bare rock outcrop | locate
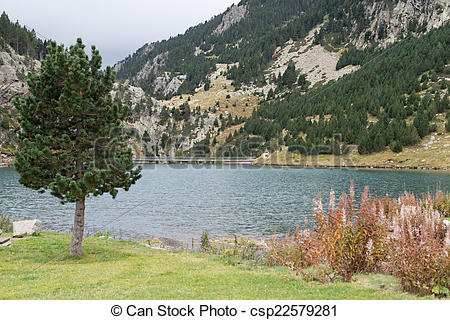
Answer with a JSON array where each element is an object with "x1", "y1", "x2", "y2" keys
[
  {"x1": 213, "y1": 5, "x2": 248, "y2": 35},
  {"x1": 113, "y1": 42, "x2": 155, "y2": 73},
  {"x1": 135, "y1": 51, "x2": 168, "y2": 81},
  {"x1": 153, "y1": 72, "x2": 187, "y2": 96},
  {"x1": 113, "y1": 82, "x2": 220, "y2": 158},
  {"x1": 0, "y1": 45, "x2": 40, "y2": 160},
  {"x1": 353, "y1": 0, "x2": 449, "y2": 48}
]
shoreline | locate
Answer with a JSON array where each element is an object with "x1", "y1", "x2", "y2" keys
[
  {"x1": 2, "y1": 152, "x2": 449, "y2": 171},
  {"x1": 137, "y1": 160, "x2": 450, "y2": 172},
  {"x1": 252, "y1": 162, "x2": 450, "y2": 172},
  {"x1": 1, "y1": 161, "x2": 449, "y2": 172},
  {"x1": 0, "y1": 154, "x2": 14, "y2": 168}
]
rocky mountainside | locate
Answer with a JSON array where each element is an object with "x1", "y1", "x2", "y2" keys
[
  {"x1": 352, "y1": 0, "x2": 449, "y2": 48},
  {"x1": 112, "y1": 82, "x2": 224, "y2": 158},
  {"x1": 0, "y1": 1, "x2": 449, "y2": 167},
  {"x1": 114, "y1": 0, "x2": 449, "y2": 98},
  {"x1": 261, "y1": 0, "x2": 448, "y2": 92},
  {"x1": 0, "y1": 44, "x2": 40, "y2": 165},
  {"x1": 0, "y1": 17, "x2": 225, "y2": 164},
  {"x1": 109, "y1": 0, "x2": 449, "y2": 164},
  {"x1": 212, "y1": 4, "x2": 248, "y2": 35}
]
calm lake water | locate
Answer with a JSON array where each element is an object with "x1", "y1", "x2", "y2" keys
[{"x1": 1, "y1": 165, "x2": 449, "y2": 244}]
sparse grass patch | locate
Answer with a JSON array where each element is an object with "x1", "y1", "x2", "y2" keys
[{"x1": 161, "y1": 64, "x2": 259, "y2": 119}]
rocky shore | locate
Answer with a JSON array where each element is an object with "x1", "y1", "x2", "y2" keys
[
  {"x1": 1, "y1": 155, "x2": 449, "y2": 171},
  {"x1": 0, "y1": 155, "x2": 13, "y2": 168},
  {"x1": 255, "y1": 162, "x2": 450, "y2": 172}
]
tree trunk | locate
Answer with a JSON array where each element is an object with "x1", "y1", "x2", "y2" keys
[{"x1": 70, "y1": 198, "x2": 85, "y2": 256}]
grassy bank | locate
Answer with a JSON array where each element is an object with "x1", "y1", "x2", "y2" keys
[
  {"x1": 255, "y1": 144, "x2": 450, "y2": 171},
  {"x1": 0, "y1": 232, "x2": 432, "y2": 300},
  {"x1": 255, "y1": 117, "x2": 450, "y2": 170}
]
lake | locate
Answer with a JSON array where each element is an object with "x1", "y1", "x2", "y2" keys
[{"x1": 1, "y1": 165, "x2": 449, "y2": 244}]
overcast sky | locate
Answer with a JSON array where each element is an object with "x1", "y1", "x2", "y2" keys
[{"x1": 2, "y1": 0, "x2": 240, "y2": 66}]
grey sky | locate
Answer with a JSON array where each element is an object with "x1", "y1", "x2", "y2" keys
[{"x1": 2, "y1": 0, "x2": 240, "y2": 66}]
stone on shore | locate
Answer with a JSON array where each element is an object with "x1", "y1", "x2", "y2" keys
[{"x1": 13, "y1": 219, "x2": 42, "y2": 238}]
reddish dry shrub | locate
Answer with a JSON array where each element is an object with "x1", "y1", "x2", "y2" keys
[
  {"x1": 389, "y1": 200, "x2": 450, "y2": 296},
  {"x1": 265, "y1": 183, "x2": 450, "y2": 296},
  {"x1": 356, "y1": 188, "x2": 391, "y2": 272},
  {"x1": 314, "y1": 183, "x2": 390, "y2": 281},
  {"x1": 267, "y1": 222, "x2": 321, "y2": 272}
]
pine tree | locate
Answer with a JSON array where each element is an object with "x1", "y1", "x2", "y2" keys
[
  {"x1": 392, "y1": 141, "x2": 403, "y2": 153},
  {"x1": 282, "y1": 64, "x2": 297, "y2": 88},
  {"x1": 161, "y1": 133, "x2": 169, "y2": 148},
  {"x1": 204, "y1": 78, "x2": 211, "y2": 91},
  {"x1": 267, "y1": 88, "x2": 275, "y2": 100},
  {"x1": 413, "y1": 107, "x2": 429, "y2": 138},
  {"x1": 143, "y1": 130, "x2": 151, "y2": 142},
  {"x1": 180, "y1": 102, "x2": 191, "y2": 121},
  {"x1": 297, "y1": 74, "x2": 307, "y2": 88},
  {"x1": 14, "y1": 39, "x2": 141, "y2": 256}
]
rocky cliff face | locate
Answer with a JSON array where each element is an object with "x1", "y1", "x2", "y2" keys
[
  {"x1": 112, "y1": 82, "x2": 221, "y2": 158},
  {"x1": 352, "y1": 0, "x2": 449, "y2": 48},
  {"x1": 135, "y1": 51, "x2": 167, "y2": 82},
  {"x1": 213, "y1": 4, "x2": 248, "y2": 35},
  {"x1": 113, "y1": 43, "x2": 155, "y2": 74},
  {"x1": 0, "y1": 45, "x2": 40, "y2": 165},
  {"x1": 153, "y1": 72, "x2": 186, "y2": 97}
]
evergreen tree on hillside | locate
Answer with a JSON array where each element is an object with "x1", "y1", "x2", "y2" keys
[
  {"x1": 392, "y1": 141, "x2": 403, "y2": 153},
  {"x1": 413, "y1": 107, "x2": 430, "y2": 139},
  {"x1": 0, "y1": 11, "x2": 47, "y2": 58},
  {"x1": 180, "y1": 102, "x2": 191, "y2": 121},
  {"x1": 204, "y1": 78, "x2": 211, "y2": 91},
  {"x1": 282, "y1": 63, "x2": 297, "y2": 88},
  {"x1": 235, "y1": 25, "x2": 449, "y2": 156},
  {"x1": 14, "y1": 39, "x2": 141, "y2": 256},
  {"x1": 267, "y1": 88, "x2": 275, "y2": 100},
  {"x1": 297, "y1": 74, "x2": 307, "y2": 86}
]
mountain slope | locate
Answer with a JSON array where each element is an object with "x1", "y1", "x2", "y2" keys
[
  {"x1": 0, "y1": 45, "x2": 40, "y2": 166},
  {"x1": 114, "y1": 0, "x2": 324, "y2": 96},
  {"x1": 1, "y1": 2, "x2": 449, "y2": 168},
  {"x1": 239, "y1": 24, "x2": 449, "y2": 157},
  {"x1": 112, "y1": 0, "x2": 449, "y2": 167},
  {"x1": 114, "y1": 0, "x2": 449, "y2": 97},
  {"x1": 0, "y1": 12, "x2": 46, "y2": 166}
]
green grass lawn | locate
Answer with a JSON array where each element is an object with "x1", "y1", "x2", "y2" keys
[{"x1": 0, "y1": 232, "x2": 432, "y2": 300}]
